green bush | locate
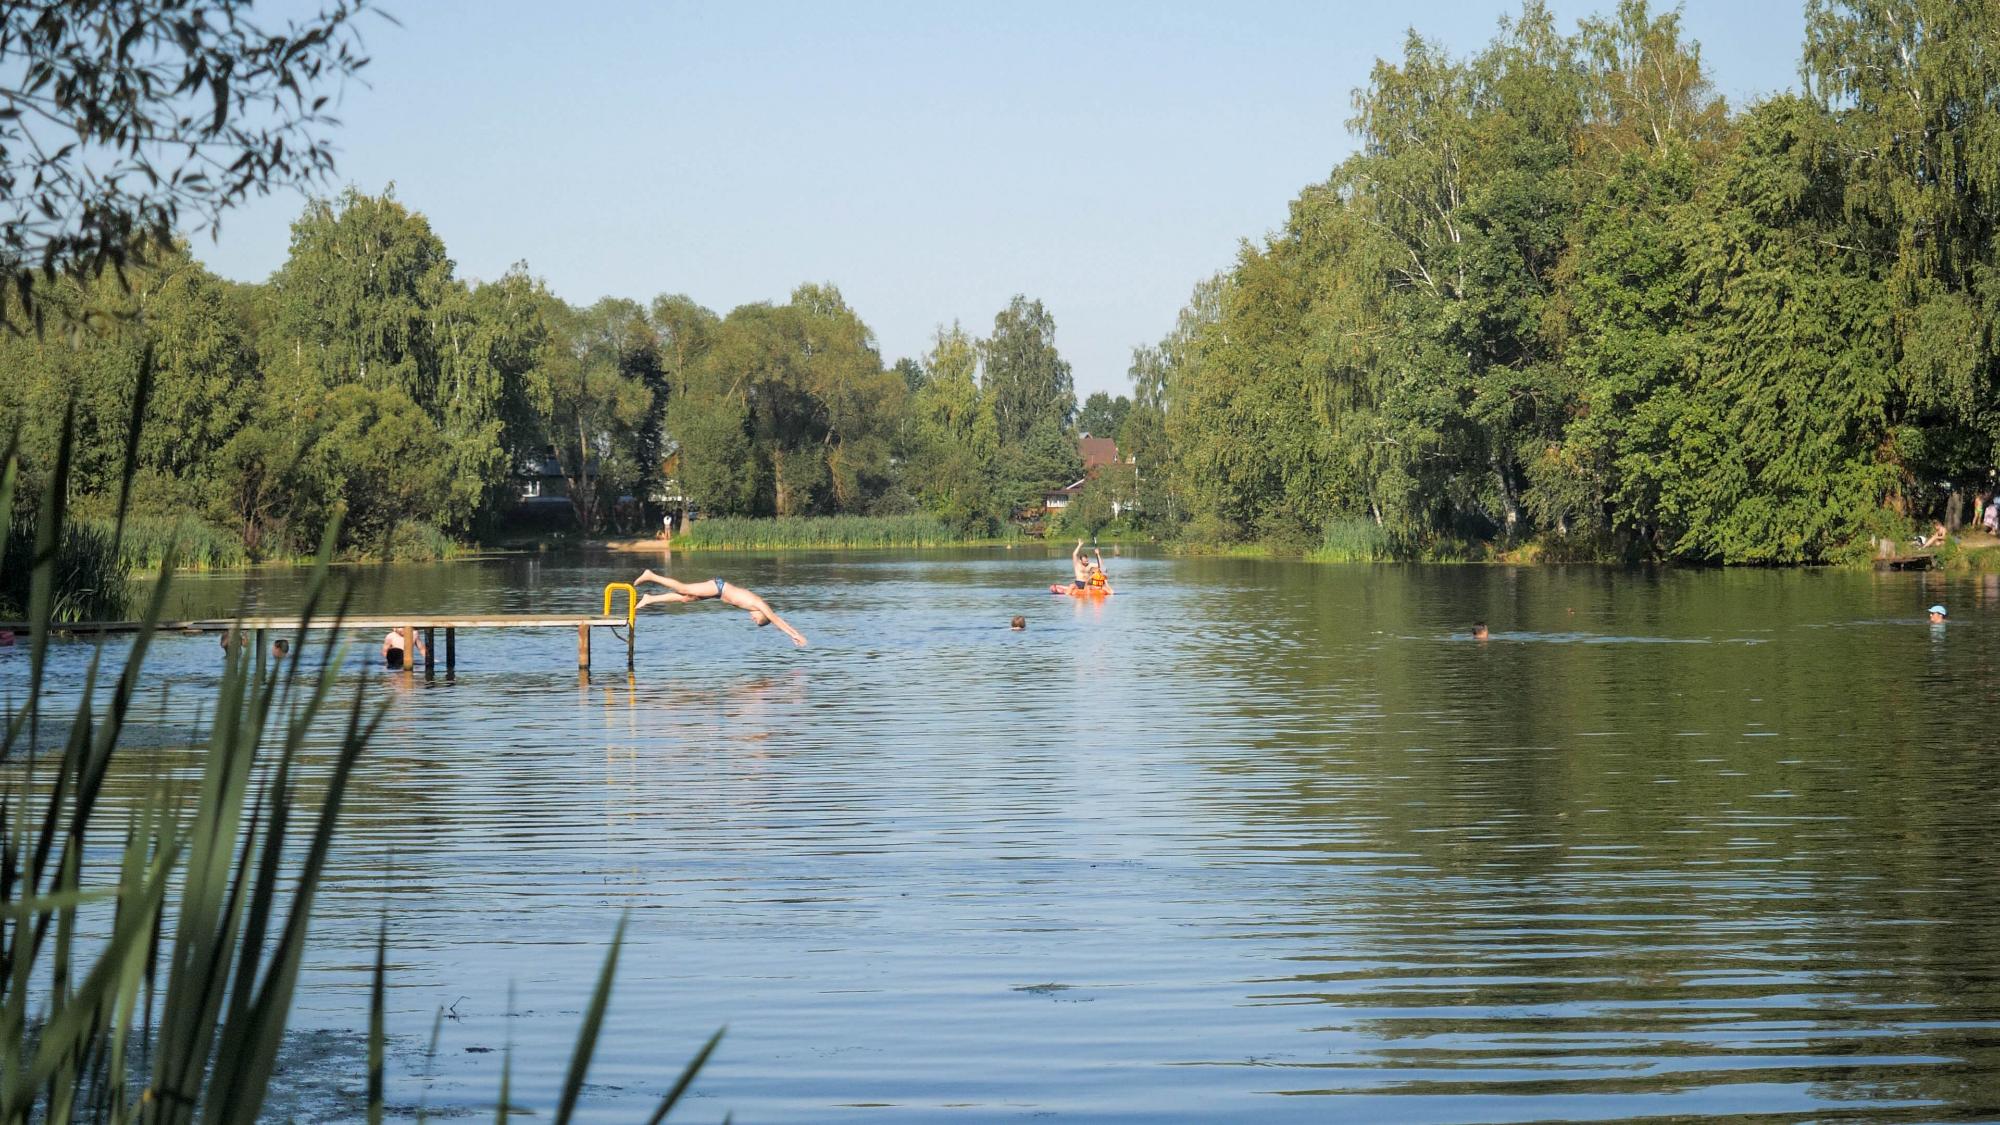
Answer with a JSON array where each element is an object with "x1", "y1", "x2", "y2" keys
[
  {"x1": 1175, "y1": 512, "x2": 1244, "y2": 549},
  {"x1": 382, "y1": 518, "x2": 464, "y2": 562}
]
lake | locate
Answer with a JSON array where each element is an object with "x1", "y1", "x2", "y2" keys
[{"x1": 11, "y1": 550, "x2": 2000, "y2": 1122}]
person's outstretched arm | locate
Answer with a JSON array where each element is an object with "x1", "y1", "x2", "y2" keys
[{"x1": 766, "y1": 610, "x2": 808, "y2": 648}]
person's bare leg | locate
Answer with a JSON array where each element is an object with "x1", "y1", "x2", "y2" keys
[{"x1": 635, "y1": 571, "x2": 716, "y2": 598}]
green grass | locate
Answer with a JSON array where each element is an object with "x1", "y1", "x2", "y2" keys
[
  {"x1": 677, "y1": 514, "x2": 976, "y2": 550},
  {"x1": 0, "y1": 415, "x2": 719, "y2": 1122}
]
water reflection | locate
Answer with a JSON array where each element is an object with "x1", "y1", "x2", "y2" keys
[{"x1": 10, "y1": 552, "x2": 2000, "y2": 1121}]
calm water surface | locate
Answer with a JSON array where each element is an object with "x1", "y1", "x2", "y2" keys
[{"x1": 13, "y1": 551, "x2": 2000, "y2": 1122}]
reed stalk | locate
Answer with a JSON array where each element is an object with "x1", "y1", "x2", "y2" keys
[{"x1": 0, "y1": 409, "x2": 718, "y2": 1122}]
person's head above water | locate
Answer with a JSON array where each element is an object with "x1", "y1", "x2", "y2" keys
[
  {"x1": 1472, "y1": 622, "x2": 1489, "y2": 640},
  {"x1": 1011, "y1": 615, "x2": 1026, "y2": 630},
  {"x1": 1929, "y1": 604, "x2": 1948, "y2": 623}
]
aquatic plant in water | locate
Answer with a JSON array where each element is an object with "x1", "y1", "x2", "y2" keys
[{"x1": 0, "y1": 418, "x2": 718, "y2": 1122}]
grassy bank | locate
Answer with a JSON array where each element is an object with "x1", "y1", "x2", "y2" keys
[{"x1": 675, "y1": 514, "x2": 1015, "y2": 550}]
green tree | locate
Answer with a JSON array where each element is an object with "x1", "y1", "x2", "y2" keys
[
  {"x1": 0, "y1": 0, "x2": 372, "y2": 327},
  {"x1": 1658, "y1": 97, "x2": 1897, "y2": 563},
  {"x1": 539, "y1": 298, "x2": 659, "y2": 533},
  {"x1": 1076, "y1": 392, "x2": 1130, "y2": 439},
  {"x1": 905, "y1": 323, "x2": 1000, "y2": 532},
  {"x1": 982, "y1": 296, "x2": 1075, "y2": 448},
  {"x1": 670, "y1": 285, "x2": 901, "y2": 518},
  {"x1": 1804, "y1": 0, "x2": 2000, "y2": 497},
  {"x1": 258, "y1": 188, "x2": 507, "y2": 542}
]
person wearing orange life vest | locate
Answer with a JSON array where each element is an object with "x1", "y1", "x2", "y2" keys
[{"x1": 1084, "y1": 546, "x2": 1112, "y2": 592}]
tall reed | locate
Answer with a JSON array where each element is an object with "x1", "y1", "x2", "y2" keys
[
  {"x1": 1, "y1": 518, "x2": 128, "y2": 623},
  {"x1": 677, "y1": 513, "x2": 964, "y2": 550},
  {"x1": 1310, "y1": 517, "x2": 1393, "y2": 563},
  {"x1": 92, "y1": 514, "x2": 248, "y2": 572},
  {"x1": 0, "y1": 416, "x2": 717, "y2": 1122}
]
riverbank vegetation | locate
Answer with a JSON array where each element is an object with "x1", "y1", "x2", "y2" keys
[
  {"x1": 675, "y1": 514, "x2": 981, "y2": 550},
  {"x1": 0, "y1": 433, "x2": 717, "y2": 1120},
  {"x1": 6, "y1": 0, "x2": 1996, "y2": 569},
  {"x1": 0, "y1": 210, "x2": 1101, "y2": 565}
]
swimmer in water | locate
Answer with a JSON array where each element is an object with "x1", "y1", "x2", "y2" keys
[
  {"x1": 1011, "y1": 615, "x2": 1026, "y2": 631},
  {"x1": 1472, "y1": 622, "x2": 1489, "y2": 641},
  {"x1": 1929, "y1": 604, "x2": 1948, "y2": 624},
  {"x1": 633, "y1": 570, "x2": 808, "y2": 647}
]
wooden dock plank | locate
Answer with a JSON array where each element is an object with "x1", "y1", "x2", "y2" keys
[{"x1": 0, "y1": 616, "x2": 629, "y2": 634}]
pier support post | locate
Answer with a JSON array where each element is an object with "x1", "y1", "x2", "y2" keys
[
  {"x1": 626, "y1": 621, "x2": 635, "y2": 668},
  {"x1": 424, "y1": 627, "x2": 436, "y2": 676},
  {"x1": 578, "y1": 622, "x2": 591, "y2": 669},
  {"x1": 446, "y1": 627, "x2": 456, "y2": 672}
]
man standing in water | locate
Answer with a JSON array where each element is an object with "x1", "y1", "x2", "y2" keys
[
  {"x1": 632, "y1": 569, "x2": 809, "y2": 647},
  {"x1": 381, "y1": 628, "x2": 427, "y2": 669}
]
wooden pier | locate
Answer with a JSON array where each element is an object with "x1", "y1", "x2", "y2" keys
[{"x1": 3, "y1": 585, "x2": 646, "y2": 672}]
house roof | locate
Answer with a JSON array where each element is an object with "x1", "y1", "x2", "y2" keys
[{"x1": 1079, "y1": 435, "x2": 1119, "y2": 470}]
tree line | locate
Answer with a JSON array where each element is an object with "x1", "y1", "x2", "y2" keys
[
  {"x1": 0, "y1": 190, "x2": 1129, "y2": 558},
  {"x1": 13, "y1": 0, "x2": 1986, "y2": 567},
  {"x1": 1124, "y1": 0, "x2": 2000, "y2": 563}
]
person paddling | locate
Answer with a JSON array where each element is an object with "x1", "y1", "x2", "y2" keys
[
  {"x1": 1067, "y1": 539, "x2": 1111, "y2": 593},
  {"x1": 632, "y1": 569, "x2": 808, "y2": 647}
]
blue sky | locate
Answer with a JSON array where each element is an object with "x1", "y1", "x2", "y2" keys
[{"x1": 203, "y1": 1, "x2": 1806, "y2": 397}]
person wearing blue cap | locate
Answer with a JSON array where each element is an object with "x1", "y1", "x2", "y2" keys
[{"x1": 1928, "y1": 604, "x2": 1948, "y2": 624}]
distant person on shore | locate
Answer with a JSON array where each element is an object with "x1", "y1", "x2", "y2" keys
[
  {"x1": 632, "y1": 570, "x2": 808, "y2": 647},
  {"x1": 1983, "y1": 499, "x2": 1998, "y2": 535},
  {"x1": 381, "y1": 628, "x2": 427, "y2": 669}
]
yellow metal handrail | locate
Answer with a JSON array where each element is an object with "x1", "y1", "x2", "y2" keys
[{"x1": 603, "y1": 582, "x2": 638, "y2": 628}]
